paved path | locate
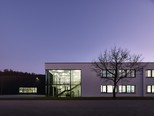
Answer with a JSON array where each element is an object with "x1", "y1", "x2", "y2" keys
[{"x1": 0, "y1": 100, "x2": 153, "y2": 116}]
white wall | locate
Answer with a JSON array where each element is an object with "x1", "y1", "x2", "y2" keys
[{"x1": 45, "y1": 62, "x2": 154, "y2": 97}]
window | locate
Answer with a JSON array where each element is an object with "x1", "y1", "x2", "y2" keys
[
  {"x1": 127, "y1": 85, "x2": 135, "y2": 93},
  {"x1": 146, "y1": 70, "x2": 154, "y2": 77},
  {"x1": 101, "y1": 70, "x2": 107, "y2": 77},
  {"x1": 101, "y1": 69, "x2": 135, "y2": 78},
  {"x1": 101, "y1": 69, "x2": 115, "y2": 77},
  {"x1": 119, "y1": 85, "x2": 135, "y2": 93},
  {"x1": 127, "y1": 70, "x2": 135, "y2": 77},
  {"x1": 119, "y1": 69, "x2": 135, "y2": 77},
  {"x1": 101, "y1": 85, "x2": 117, "y2": 93},
  {"x1": 107, "y1": 85, "x2": 113, "y2": 93},
  {"x1": 119, "y1": 85, "x2": 126, "y2": 93},
  {"x1": 48, "y1": 70, "x2": 81, "y2": 97},
  {"x1": 147, "y1": 85, "x2": 154, "y2": 93},
  {"x1": 119, "y1": 70, "x2": 126, "y2": 77},
  {"x1": 101, "y1": 85, "x2": 135, "y2": 93},
  {"x1": 19, "y1": 87, "x2": 37, "y2": 93}
]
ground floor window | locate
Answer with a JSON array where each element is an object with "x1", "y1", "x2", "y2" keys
[
  {"x1": 101, "y1": 85, "x2": 135, "y2": 93},
  {"x1": 19, "y1": 87, "x2": 37, "y2": 93},
  {"x1": 101, "y1": 85, "x2": 114, "y2": 93},
  {"x1": 147, "y1": 85, "x2": 154, "y2": 93},
  {"x1": 119, "y1": 85, "x2": 135, "y2": 93}
]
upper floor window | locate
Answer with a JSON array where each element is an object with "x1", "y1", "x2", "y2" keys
[
  {"x1": 146, "y1": 70, "x2": 154, "y2": 77},
  {"x1": 127, "y1": 70, "x2": 135, "y2": 77},
  {"x1": 119, "y1": 70, "x2": 125, "y2": 77},
  {"x1": 101, "y1": 69, "x2": 135, "y2": 78},
  {"x1": 101, "y1": 69, "x2": 115, "y2": 77}
]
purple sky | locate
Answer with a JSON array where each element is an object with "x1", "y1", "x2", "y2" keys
[{"x1": 0, "y1": 0, "x2": 154, "y2": 74}]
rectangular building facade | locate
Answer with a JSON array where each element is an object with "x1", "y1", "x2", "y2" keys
[{"x1": 45, "y1": 62, "x2": 154, "y2": 97}]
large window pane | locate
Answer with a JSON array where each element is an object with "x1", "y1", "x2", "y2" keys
[
  {"x1": 48, "y1": 70, "x2": 81, "y2": 97},
  {"x1": 71, "y1": 70, "x2": 81, "y2": 84}
]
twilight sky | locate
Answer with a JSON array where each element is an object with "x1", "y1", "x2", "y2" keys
[{"x1": 0, "y1": 0, "x2": 154, "y2": 74}]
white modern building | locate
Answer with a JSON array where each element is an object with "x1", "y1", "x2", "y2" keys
[{"x1": 45, "y1": 62, "x2": 154, "y2": 97}]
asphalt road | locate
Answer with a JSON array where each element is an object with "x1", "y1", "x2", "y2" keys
[{"x1": 0, "y1": 100, "x2": 153, "y2": 116}]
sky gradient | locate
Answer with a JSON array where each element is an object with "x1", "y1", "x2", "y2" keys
[{"x1": 0, "y1": 0, "x2": 154, "y2": 74}]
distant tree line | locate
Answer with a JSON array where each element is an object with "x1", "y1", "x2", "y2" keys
[
  {"x1": 0, "y1": 69, "x2": 45, "y2": 95},
  {"x1": 0, "y1": 69, "x2": 40, "y2": 76}
]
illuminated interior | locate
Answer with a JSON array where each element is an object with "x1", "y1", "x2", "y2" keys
[
  {"x1": 46, "y1": 70, "x2": 81, "y2": 97},
  {"x1": 19, "y1": 87, "x2": 37, "y2": 93}
]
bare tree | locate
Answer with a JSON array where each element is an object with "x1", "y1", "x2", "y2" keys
[{"x1": 92, "y1": 46, "x2": 145, "y2": 98}]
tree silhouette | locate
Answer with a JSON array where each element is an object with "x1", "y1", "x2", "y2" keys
[{"x1": 92, "y1": 46, "x2": 145, "y2": 98}]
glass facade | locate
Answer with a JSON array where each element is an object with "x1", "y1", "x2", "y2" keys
[{"x1": 46, "y1": 70, "x2": 81, "y2": 97}]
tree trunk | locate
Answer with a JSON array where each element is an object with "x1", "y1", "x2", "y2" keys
[
  {"x1": 113, "y1": 82, "x2": 117, "y2": 98},
  {"x1": 113, "y1": 86, "x2": 116, "y2": 98}
]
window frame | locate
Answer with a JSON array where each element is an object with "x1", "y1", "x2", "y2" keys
[
  {"x1": 146, "y1": 85, "x2": 154, "y2": 93},
  {"x1": 101, "y1": 85, "x2": 117, "y2": 93},
  {"x1": 101, "y1": 69, "x2": 115, "y2": 78},
  {"x1": 101, "y1": 69, "x2": 136, "y2": 78},
  {"x1": 127, "y1": 69, "x2": 136, "y2": 78},
  {"x1": 146, "y1": 69, "x2": 154, "y2": 78},
  {"x1": 118, "y1": 85, "x2": 136, "y2": 93}
]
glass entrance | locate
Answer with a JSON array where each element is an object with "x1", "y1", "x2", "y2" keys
[{"x1": 46, "y1": 70, "x2": 81, "y2": 97}]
